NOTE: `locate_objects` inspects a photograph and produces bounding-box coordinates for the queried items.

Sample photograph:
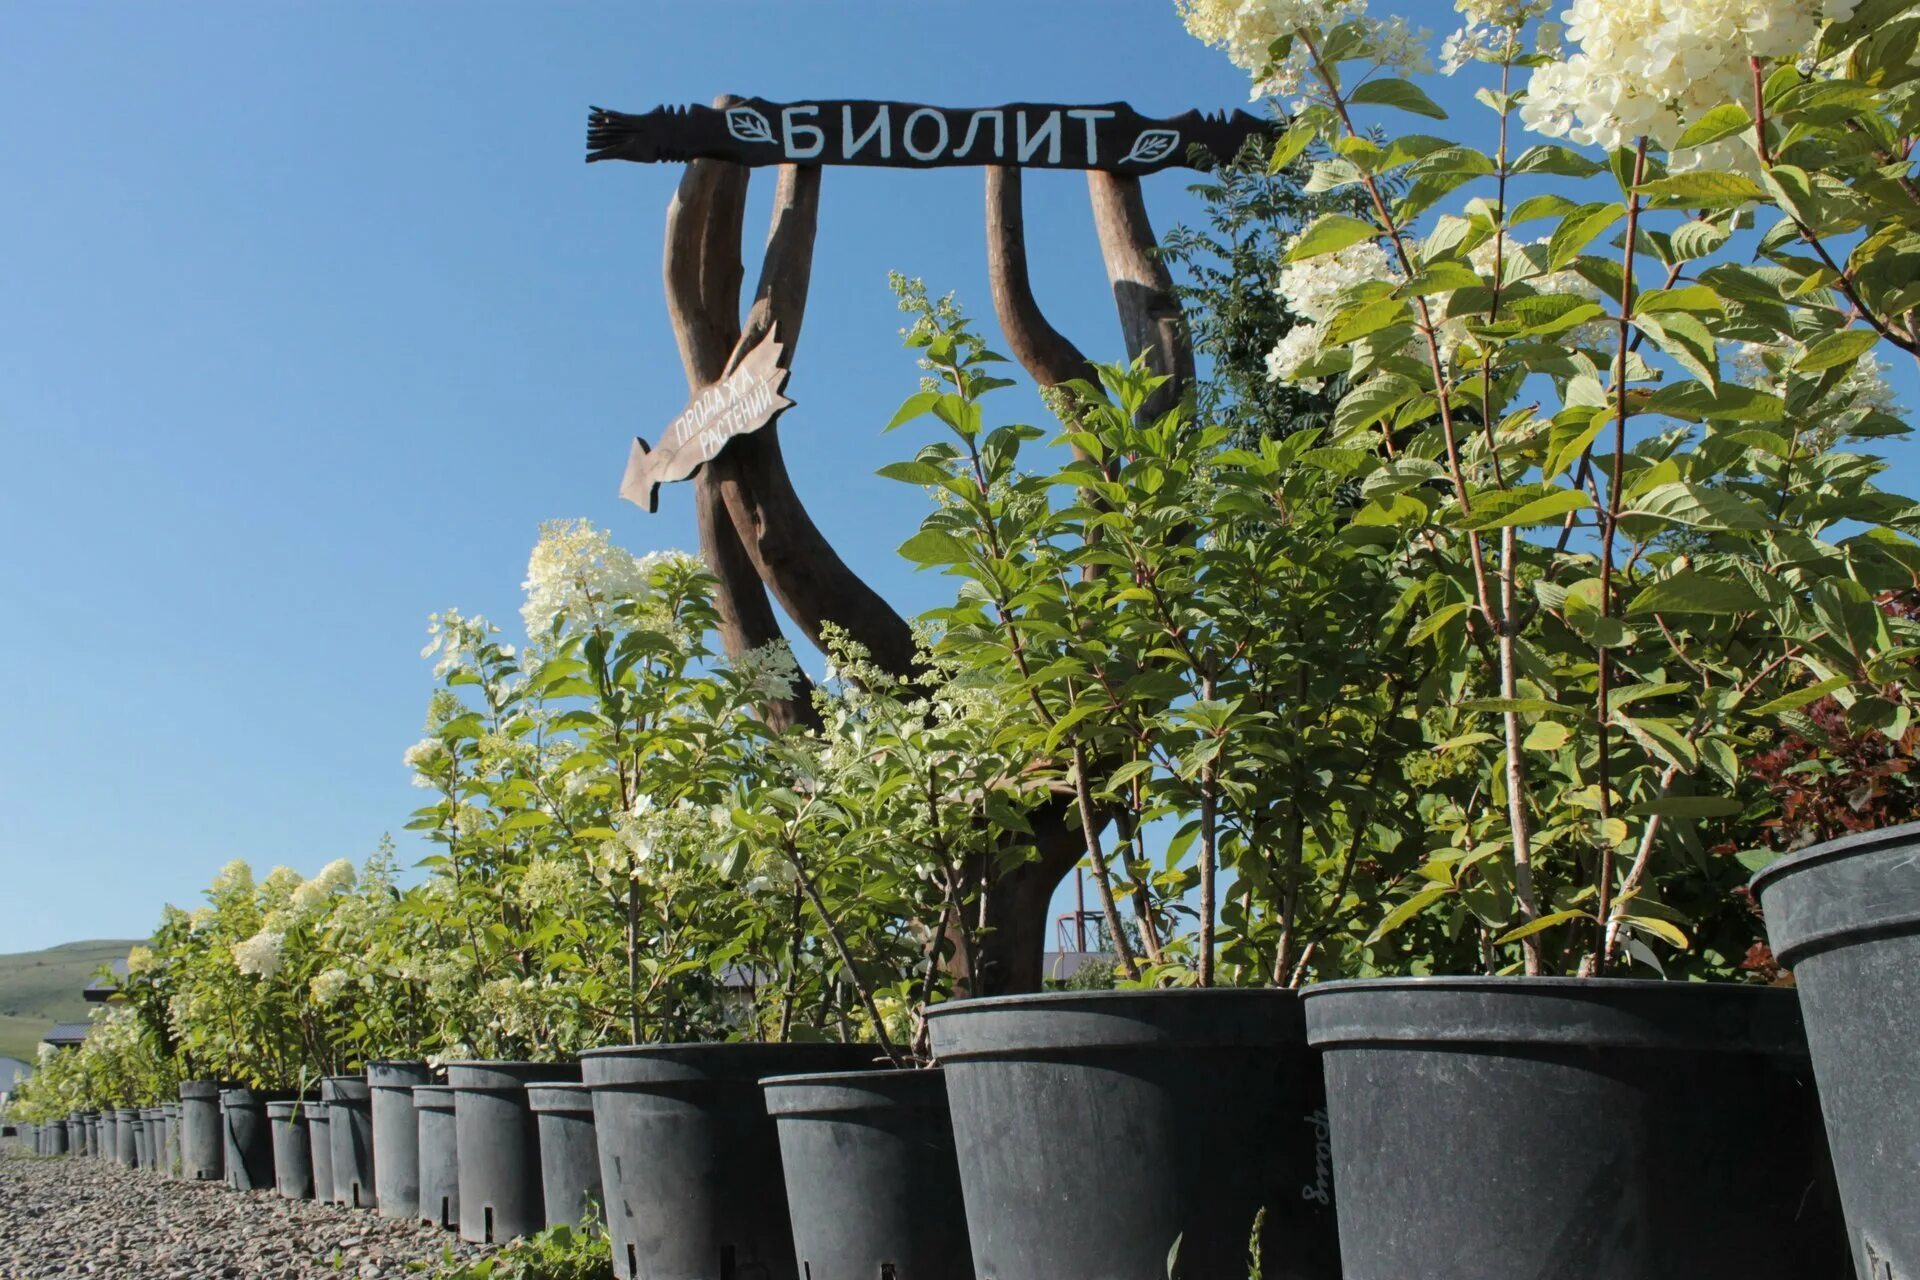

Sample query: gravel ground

[0,1146,491,1279]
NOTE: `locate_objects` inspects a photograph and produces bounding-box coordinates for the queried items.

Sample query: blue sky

[1,3,1914,953]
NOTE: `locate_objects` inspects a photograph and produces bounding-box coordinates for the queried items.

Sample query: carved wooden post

[605,95,1232,991]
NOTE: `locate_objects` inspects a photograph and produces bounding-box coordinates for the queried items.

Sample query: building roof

[82,958,130,1002]
[41,1022,91,1046]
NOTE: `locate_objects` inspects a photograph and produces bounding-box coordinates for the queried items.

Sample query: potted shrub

[1167,0,1920,1274]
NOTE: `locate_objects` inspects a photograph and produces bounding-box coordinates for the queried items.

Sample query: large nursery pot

[926,989,1339,1280]
[580,1042,882,1280]
[367,1061,434,1220]
[47,1119,69,1157]
[412,1084,460,1232]
[1754,821,1920,1278]
[145,1107,165,1170]
[1301,977,1846,1280]
[135,1110,156,1169]
[526,1082,603,1229]
[265,1100,316,1201]
[162,1102,181,1176]
[762,1067,972,1280]
[114,1108,140,1168]
[323,1075,377,1209]
[221,1086,293,1192]
[178,1081,224,1181]
[446,1061,580,1245]
[307,1101,336,1204]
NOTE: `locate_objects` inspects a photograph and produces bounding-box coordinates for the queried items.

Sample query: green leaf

[897,529,970,566]
[1626,568,1770,615]
[1496,909,1589,945]
[1286,214,1380,262]
[1513,145,1605,177]
[1267,117,1320,172]
[1675,103,1753,150]
[1407,601,1471,645]
[1459,697,1568,716]
[1634,172,1768,209]
[875,460,946,485]
[1457,485,1593,530]
[886,391,938,430]
[1669,218,1732,262]
[1626,482,1768,530]
[1747,675,1851,717]
[1794,328,1879,374]
[1622,915,1690,949]
[1524,721,1571,752]
[1367,883,1452,942]
[1634,313,1719,388]
[1349,77,1448,119]
[1548,203,1625,271]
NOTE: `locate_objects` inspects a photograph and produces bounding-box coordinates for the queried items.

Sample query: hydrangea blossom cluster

[421,608,504,680]
[1265,240,1402,391]
[1177,0,1430,107]
[1521,0,1860,159]
[1440,0,1556,73]
[1266,231,1612,389]
[232,929,286,979]
[520,518,688,637]
[732,640,804,703]
[309,967,353,1006]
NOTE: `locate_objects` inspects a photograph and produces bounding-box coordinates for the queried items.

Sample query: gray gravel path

[0,1147,491,1279]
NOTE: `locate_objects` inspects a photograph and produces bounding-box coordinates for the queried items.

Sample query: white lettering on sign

[842,104,891,160]
[1066,108,1116,164]
[666,363,784,463]
[780,105,824,160]
[953,110,1005,159]
[902,107,950,161]
[1014,109,1062,164]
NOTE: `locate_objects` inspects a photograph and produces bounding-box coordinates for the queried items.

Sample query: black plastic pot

[763,1068,972,1280]
[413,1085,460,1231]
[146,1108,165,1171]
[1302,977,1846,1279]
[323,1076,377,1209]
[368,1061,433,1220]
[308,1102,336,1204]
[135,1111,155,1169]
[580,1042,880,1280]
[266,1100,315,1201]
[1754,822,1920,1278]
[927,989,1337,1280]
[447,1061,579,1245]
[178,1081,224,1182]
[220,1087,287,1192]
[114,1108,140,1168]
[162,1102,180,1176]
[527,1082,603,1229]
[48,1120,69,1157]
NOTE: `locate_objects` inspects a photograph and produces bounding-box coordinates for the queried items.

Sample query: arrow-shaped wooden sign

[620,332,795,513]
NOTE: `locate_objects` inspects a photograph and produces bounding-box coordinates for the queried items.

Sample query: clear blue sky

[1,4,1913,952]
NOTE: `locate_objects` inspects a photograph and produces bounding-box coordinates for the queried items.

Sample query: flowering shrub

[1176,0,1920,974]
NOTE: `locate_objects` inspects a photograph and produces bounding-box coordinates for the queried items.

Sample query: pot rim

[923,986,1300,1021]
[1750,819,1920,898]
[577,1040,883,1058]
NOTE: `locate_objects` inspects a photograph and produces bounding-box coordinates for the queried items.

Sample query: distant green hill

[0,940,141,1064]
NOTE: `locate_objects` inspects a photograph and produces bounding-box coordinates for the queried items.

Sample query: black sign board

[587,99,1273,174]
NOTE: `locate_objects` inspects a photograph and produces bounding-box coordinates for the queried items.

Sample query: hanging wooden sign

[619,331,795,513]
[587,99,1272,174]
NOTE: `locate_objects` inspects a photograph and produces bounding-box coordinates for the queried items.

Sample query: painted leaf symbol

[725,107,775,145]
[1121,129,1180,165]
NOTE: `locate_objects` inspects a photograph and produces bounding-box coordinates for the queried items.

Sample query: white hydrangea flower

[310,968,352,1006]
[520,518,685,637]
[211,859,254,896]
[732,640,803,703]
[1265,325,1331,391]
[313,859,356,893]
[232,930,286,979]
[420,608,500,680]
[1178,0,1427,107]
[1522,0,1860,157]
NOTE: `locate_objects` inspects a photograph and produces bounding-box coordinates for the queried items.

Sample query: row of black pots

[16,821,1913,1278]
[19,1105,183,1173]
